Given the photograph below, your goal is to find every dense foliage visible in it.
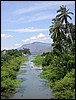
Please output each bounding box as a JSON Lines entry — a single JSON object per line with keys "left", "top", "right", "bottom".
{"left": 40, "top": 5, "right": 75, "bottom": 99}
{"left": 1, "top": 49, "right": 29, "bottom": 99}
{"left": 1, "top": 48, "right": 30, "bottom": 66}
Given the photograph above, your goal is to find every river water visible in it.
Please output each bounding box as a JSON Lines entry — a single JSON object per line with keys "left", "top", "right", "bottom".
{"left": 9, "top": 55, "right": 52, "bottom": 99}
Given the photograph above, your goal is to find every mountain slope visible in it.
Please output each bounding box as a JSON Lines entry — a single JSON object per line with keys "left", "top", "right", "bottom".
{"left": 18, "top": 42, "right": 52, "bottom": 54}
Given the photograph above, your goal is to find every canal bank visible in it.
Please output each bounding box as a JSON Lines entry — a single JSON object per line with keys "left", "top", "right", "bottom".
{"left": 9, "top": 55, "right": 52, "bottom": 99}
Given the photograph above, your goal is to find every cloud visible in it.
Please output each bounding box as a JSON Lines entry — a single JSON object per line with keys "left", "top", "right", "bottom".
{"left": 15, "top": 44, "right": 23, "bottom": 48}
{"left": 1, "top": 48, "right": 8, "bottom": 50}
{"left": 25, "top": 14, "right": 56, "bottom": 23}
{"left": 11, "top": 13, "right": 56, "bottom": 24}
{"left": 11, "top": 13, "right": 56, "bottom": 23}
{"left": 1, "top": 34, "right": 13, "bottom": 38}
{"left": 5, "top": 28, "right": 48, "bottom": 33}
{"left": 1, "top": 43, "right": 23, "bottom": 50}
{"left": 13, "top": 1, "right": 74, "bottom": 15}
{"left": 11, "top": 1, "right": 75, "bottom": 24}
{"left": 22, "top": 33, "right": 49, "bottom": 43}
{"left": 15, "top": 43, "right": 22, "bottom": 46}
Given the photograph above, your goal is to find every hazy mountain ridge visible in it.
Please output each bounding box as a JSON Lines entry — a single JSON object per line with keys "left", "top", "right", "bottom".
{"left": 18, "top": 42, "right": 52, "bottom": 53}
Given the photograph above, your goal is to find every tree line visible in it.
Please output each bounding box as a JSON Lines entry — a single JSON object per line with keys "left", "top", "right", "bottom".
{"left": 1, "top": 48, "right": 30, "bottom": 99}
{"left": 40, "top": 5, "right": 75, "bottom": 99}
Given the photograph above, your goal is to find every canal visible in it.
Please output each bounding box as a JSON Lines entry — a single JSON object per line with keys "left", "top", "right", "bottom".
{"left": 9, "top": 55, "right": 52, "bottom": 99}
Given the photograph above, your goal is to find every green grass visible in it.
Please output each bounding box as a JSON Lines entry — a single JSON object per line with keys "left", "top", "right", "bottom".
{"left": 17, "top": 70, "right": 26, "bottom": 74}
{"left": 32, "top": 55, "right": 44, "bottom": 66}
{"left": 1, "top": 55, "right": 28, "bottom": 99}
{"left": 40, "top": 70, "right": 49, "bottom": 79}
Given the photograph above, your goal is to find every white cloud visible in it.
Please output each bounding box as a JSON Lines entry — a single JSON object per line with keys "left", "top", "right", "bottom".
{"left": 25, "top": 14, "right": 55, "bottom": 23}
{"left": 11, "top": 1, "right": 75, "bottom": 23}
{"left": 1, "top": 48, "right": 8, "bottom": 50}
{"left": 15, "top": 44, "right": 23, "bottom": 48}
{"left": 11, "top": 13, "right": 56, "bottom": 24}
{"left": 13, "top": 1, "right": 74, "bottom": 15}
{"left": 1, "top": 43, "right": 23, "bottom": 50}
{"left": 22, "top": 33, "right": 49, "bottom": 43}
{"left": 15, "top": 43, "right": 22, "bottom": 46}
{"left": 5, "top": 28, "right": 48, "bottom": 33}
{"left": 38, "top": 33, "right": 45, "bottom": 38}
{"left": 1, "top": 34, "right": 13, "bottom": 38}
{"left": 30, "top": 36, "right": 36, "bottom": 40}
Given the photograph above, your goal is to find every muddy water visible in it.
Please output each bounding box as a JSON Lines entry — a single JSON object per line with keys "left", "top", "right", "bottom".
{"left": 9, "top": 55, "right": 52, "bottom": 99}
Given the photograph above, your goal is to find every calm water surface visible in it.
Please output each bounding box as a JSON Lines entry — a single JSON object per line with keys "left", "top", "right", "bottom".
{"left": 9, "top": 55, "right": 52, "bottom": 99}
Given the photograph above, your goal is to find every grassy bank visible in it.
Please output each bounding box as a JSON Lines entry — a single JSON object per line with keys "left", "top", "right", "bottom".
{"left": 32, "top": 53, "right": 75, "bottom": 99}
{"left": 32, "top": 55, "right": 44, "bottom": 66}
{"left": 1, "top": 55, "right": 28, "bottom": 99}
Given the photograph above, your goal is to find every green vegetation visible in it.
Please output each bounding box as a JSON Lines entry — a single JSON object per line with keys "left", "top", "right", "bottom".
{"left": 1, "top": 5, "right": 75, "bottom": 99}
{"left": 1, "top": 48, "right": 30, "bottom": 66}
{"left": 17, "top": 70, "right": 26, "bottom": 74}
{"left": 22, "top": 48, "right": 31, "bottom": 55}
{"left": 1, "top": 49, "right": 29, "bottom": 99}
{"left": 32, "top": 55, "right": 44, "bottom": 66}
{"left": 33, "top": 5, "right": 75, "bottom": 99}
{"left": 53, "top": 69, "right": 75, "bottom": 99}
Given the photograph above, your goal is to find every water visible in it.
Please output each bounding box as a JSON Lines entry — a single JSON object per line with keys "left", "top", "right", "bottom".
{"left": 31, "top": 52, "right": 43, "bottom": 55}
{"left": 9, "top": 55, "right": 52, "bottom": 99}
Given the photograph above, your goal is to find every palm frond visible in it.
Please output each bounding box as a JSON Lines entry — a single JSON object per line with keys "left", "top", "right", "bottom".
{"left": 67, "top": 15, "right": 72, "bottom": 20}
{"left": 67, "top": 12, "right": 74, "bottom": 15}
{"left": 61, "top": 18, "right": 65, "bottom": 24}
{"left": 66, "top": 9, "right": 69, "bottom": 12}
{"left": 52, "top": 18, "right": 56, "bottom": 21}
{"left": 57, "top": 9, "right": 61, "bottom": 13}
{"left": 59, "top": 16, "right": 64, "bottom": 20}
{"left": 56, "top": 13, "right": 62, "bottom": 17}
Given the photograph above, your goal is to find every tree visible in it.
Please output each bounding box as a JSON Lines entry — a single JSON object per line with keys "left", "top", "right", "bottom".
{"left": 41, "top": 5, "right": 75, "bottom": 99}
{"left": 49, "top": 17, "right": 66, "bottom": 52}
{"left": 49, "top": 17, "right": 61, "bottom": 41}
{"left": 56, "top": 5, "right": 73, "bottom": 33}
{"left": 49, "top": 5, "right": 74, "bottom": 52}
{"left": 22, "top": 48, "right": 31, "bottom": 54}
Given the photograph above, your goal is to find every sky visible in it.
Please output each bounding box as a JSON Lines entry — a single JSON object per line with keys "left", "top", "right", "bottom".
{"left": 1, "top": 1, "right": 75, "bottom": 50}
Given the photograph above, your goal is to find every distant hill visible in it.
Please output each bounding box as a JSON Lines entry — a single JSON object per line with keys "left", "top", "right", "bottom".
{"left": 18, "top": 42, "right": 53, "bottom": 54}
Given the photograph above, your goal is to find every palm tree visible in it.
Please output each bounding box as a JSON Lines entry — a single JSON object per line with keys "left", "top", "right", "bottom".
{"left": 56, "top": 5, "right": 73, "bottom": 32}
{"left": 49, "top": 17, "right": 61, "bottom": 41}
{"left": 68, "top": 23, "right": 75, "bottom": 42}
{"left": 49, "top": 17, "right": 65, "bottom": 52}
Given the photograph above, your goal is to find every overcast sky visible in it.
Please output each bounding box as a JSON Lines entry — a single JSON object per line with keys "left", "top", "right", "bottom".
{"left": 1, "top": 1, "right": 75, "bottom": 50}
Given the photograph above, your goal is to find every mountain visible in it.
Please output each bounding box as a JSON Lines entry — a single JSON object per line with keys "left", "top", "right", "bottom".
{"left": 18, "top": 42, "right": 53, "bottom": 54}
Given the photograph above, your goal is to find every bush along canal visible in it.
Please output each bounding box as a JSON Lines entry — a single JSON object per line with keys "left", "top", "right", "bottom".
{"left": 9, "top": 55, "right": 53, "bottom": 99}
